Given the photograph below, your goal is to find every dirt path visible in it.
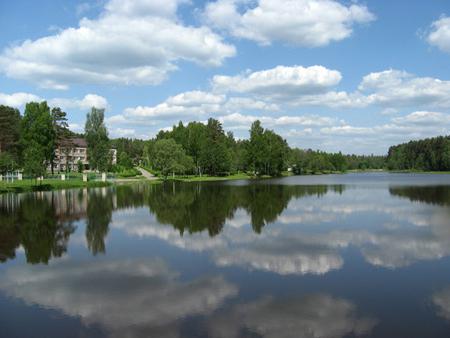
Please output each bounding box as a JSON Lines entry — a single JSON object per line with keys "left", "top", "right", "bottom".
{"left": 137, "top": 167, "right": 158, "bottom": 180}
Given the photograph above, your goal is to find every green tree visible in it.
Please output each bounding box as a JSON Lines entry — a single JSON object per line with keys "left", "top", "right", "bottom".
{"left": 0, "top": 152, "right": 17, "bottom": 175}
{"left": 110, "top": 137, "right": 146, "bottom": 165}
{"left": 330, "top": 152, "right": 347, "bottom": 172}
{"left": 77, "top": 160, "right": 84, "bottom": 173}
{"left": 289, "top": 148, "right": 306, "bottom": 174}
{"left": 263, "top": 130, "right": 288, "bottom": 176}
{"left": 51, "top": 107, "right": 71, "bottom": 174}
{"left": 23, "top": 143, "right": 46, "bottom": 181}
{"left": 21, "top": 101, "right": 55, "bottom": 172}
{"left": 248, "top": 120, "right": 266, "bottom": 175}
{"left": 199, "top": 118, "right": 232, "bottom": 175}
{"left": 0, "top": 105, "right": 21, "bottom": 162}
{"left": 387, "top": 136, "right": 450, "bottom": 171}
{"left": 118, "top": 151, "right": 133, "bottom": 169}
{"left": 85, "top": 108, "right": 110, "bottom": 172}
{"left": 234, "top": 140, "right": 249, "bottom": 173}
{"left": 143, "top": 139, "right": 156, "bottom": 168}
{"left": 186, "top": 122, "right": 207, "bottom": 175}
{"left": 153, "top": 139, "right": 193, "bottom": 179}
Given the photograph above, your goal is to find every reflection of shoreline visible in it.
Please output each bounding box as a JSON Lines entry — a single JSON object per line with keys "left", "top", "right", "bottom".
{"left": 113, "top": 184, "right": 450, "bottom": 275}
{"left": 390, "top": 185, "right": 450, "bottom": 206}
{"left": 0, "top": 187, "right": 118, "bottom": 222}
{"left": 0, "top": 188, "right": 117, "bottom": 263}
{"left": 0, "top": 183, "right": 345, "bottom": 265}
{"left": 3, "top": 183, "right": 450, "bottom": 273}
{"left": 144, "top": 183, "right": 345, "bottom": 235}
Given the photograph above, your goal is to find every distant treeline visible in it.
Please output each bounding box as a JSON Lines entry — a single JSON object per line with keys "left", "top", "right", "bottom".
{"left": 289, "top": 149, "right": 384, "bottom": 174}
{"left": 0, "top": 101, "right": 387, "bottom": 177}
{"left": 56, "top": 119, "right": 386, "bottom": 177}
{"left": 5, "top": 101, "right": 450, "bottom": 177}
{"left": 387, "top": 136, "right": 450, "bottom": 171}
{"left": 141, "top": 119, "right": 384, "bottom": 177}
{"left": 108, "top": 127, "right": 450, "bottom": 175}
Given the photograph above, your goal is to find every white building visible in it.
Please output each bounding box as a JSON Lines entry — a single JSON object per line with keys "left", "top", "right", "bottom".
{"left": 52, "top": 138, "right": 117, "bottom": 172}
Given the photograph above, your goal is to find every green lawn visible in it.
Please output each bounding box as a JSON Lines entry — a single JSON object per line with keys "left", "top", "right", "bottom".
{"left": 164, "top": 173, "right": 253, "bottom": 182}
{"left": 0, "top": 179, "right": 110, "bottom": 194}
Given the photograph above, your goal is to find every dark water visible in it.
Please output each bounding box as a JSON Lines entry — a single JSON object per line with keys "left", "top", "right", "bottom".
{"left": 1, "top": 173, "right": 450, "bottom": 337}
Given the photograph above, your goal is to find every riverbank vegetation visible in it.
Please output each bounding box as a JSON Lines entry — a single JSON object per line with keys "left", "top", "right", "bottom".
{"left": 3, "top": 101, "right": 450, "bottom": 186}
{"left": 142, "top": 119, "right": 384, "bottom": 179}
{"left": 0, "top": 103, "right": 140, "bottom": 181}
{"left": 0, "top": 179, "right": 110, "bottom": 194}
{"left": 387, "top": 136, "right": 450, "bottom": 171}
{"left": 0, "top": 101, "right": 390, "bottom": 182}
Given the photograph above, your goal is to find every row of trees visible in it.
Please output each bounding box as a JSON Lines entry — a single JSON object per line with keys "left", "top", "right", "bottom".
{"left": 387, "top": 136, "right": 450, "bottom": 171}
{"left": 0, "top": 102, "right": 111, "bottom": 178}
{"left": 144, "top": 119, "right": 290, "bottom": 178}
{"left": 142, "top": 118, "right": 385, "bottom": 178}
{"left": 1, "top": 101, "right": 399, "bottom": 179}
{"left": 0, "top": 102, "right": 65, "bottom": 178}
{"left": 288, "top": 150, "right": 385, "bottom": 174}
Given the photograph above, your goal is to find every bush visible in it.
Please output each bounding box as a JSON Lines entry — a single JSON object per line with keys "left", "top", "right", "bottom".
{"left": 116, "top": 168, "right": 140, "bottom": 178}
{"left": 77, "top": 160, "right": 84, "bottom": 173}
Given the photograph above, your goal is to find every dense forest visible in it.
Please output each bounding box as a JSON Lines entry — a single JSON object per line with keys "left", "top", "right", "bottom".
{"left": 387, "top": 136, "right": 450, "bottom": 171}
{"left": 3, "top": 101, "right": 450, "bottom": 178}
{"left": 140, "top": 119, "right": 385, "bottom": 177}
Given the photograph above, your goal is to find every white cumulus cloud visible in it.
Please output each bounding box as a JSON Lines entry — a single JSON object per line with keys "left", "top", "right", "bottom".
{"left": 0, "top": 0, "right": 236, "bottom": 89}
{"left": 212, "top": 65, "right": 342, "bottom": 97}
{"left": 0, "top": 92, "right": 41, "bottom": 108}
{"left": 427, "top": 16, "right": 450, "bottom": 54}
{"left": 358, "top": 69, "right": 450, "bottom": 108}
{"left": 204, "top": 0, "right": 375, "bottom": 47}
{"left": 0, "top": 92, "right": 108, "bottom": 112}
{"left": 49, "top": 94, "right": 108, "bottom": 110}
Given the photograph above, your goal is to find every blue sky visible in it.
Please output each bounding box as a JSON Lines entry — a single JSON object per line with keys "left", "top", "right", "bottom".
{"left": 1, "top": 0, "right": 450, "bottom": 154}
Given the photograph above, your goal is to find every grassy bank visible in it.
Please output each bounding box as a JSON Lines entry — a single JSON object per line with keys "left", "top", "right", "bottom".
{"left": 349, "top": 169, "right": 450, "bottom": 175}
{"left": 164, "top": 173, "right": 253, "bottom": 182}
{"left": 387, "top": 169, "right": 450, "bottom": 175}
{"left": 0, "top": 179, "right": 111, "bottom": 194}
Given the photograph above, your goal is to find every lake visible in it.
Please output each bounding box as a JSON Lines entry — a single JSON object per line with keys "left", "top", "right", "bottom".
{"left": 1, "top": 173, "right": 450, "bottom": 337}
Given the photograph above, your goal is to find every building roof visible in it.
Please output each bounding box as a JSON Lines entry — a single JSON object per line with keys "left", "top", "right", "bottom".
{"left": 71, "top": 137, "right": 87, "bottom": 148}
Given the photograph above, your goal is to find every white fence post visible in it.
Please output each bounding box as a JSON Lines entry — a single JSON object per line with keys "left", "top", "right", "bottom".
{"left": 18, "top": 173, "right": 22, "bottom": 181}
{"left": 102, "top": 172, "right": 106, "bottom": 182}
{"left": 61, "top": 174, "right": 66, "bottom": 181}
{"left": 83, "top": 173, "right": 88, "bottom": 182}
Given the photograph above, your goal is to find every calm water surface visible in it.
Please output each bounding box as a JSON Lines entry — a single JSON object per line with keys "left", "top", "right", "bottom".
{"left": 1, "top": 173, "right": 450, "bottom": 337}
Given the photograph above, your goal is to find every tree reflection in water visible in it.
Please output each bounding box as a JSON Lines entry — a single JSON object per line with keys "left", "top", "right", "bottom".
{"left": 144, "top": 182, "right": 337, "bottom": 236}
{"left": 86, "top": 188, "right": 114, "bottom": 255}
{"left": 0, "top": 192, "right": 76, "bottom": 264}
{"left": 389, "top": 185, "right": 450, "bottom": 206}
{"left": 4, "top": 183, "right": 450, "bottom": 266}
{"left": 0, "top": 183, "right": 343, "bottom": 264}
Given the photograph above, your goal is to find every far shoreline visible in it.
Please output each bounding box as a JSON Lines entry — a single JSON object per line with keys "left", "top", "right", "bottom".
{"left": 2, "top": 169, "right": 450, "bottom": 195}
